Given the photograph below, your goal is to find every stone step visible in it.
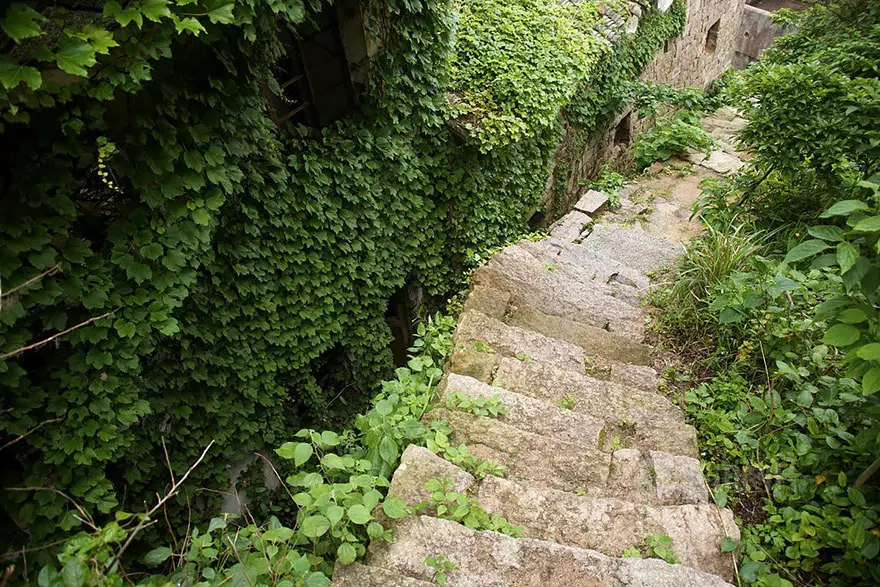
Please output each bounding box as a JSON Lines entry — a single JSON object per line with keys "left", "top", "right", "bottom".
{"left": 453, "top": 310, "right": 587, "bottom": 375}
{"left": 494, "top": 357, "right": 683, "bottom": 424}
{"left": 472, "top": 245, "right": 645, "bottom": 338}
{"left": 441, "top": 373, "right": 605, "bottom": 448}
{"left": 580, "top": 223, "right": 685, "bottom": 274}
{"left": 505, "top": 305, "right": 653, "bottom": 366}
{"left": 475, "top": 475, "right": 739, "bottom": 581}
{"left": 425, "top": 408, "right": 611, "bottom": 493}
{"left": 547, "top": 210, "right": 592, "bottom": 242}
{"left": 332, "top": 562, "right": 435, "bottom": 586}
{"left": 444, "top": 372, "right": 697, "bottom": 458}
{"left": 366, "top": 515, "right": 735, "bottom": 587}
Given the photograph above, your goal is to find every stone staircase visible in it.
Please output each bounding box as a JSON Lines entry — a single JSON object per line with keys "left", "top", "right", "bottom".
{"left": 334, "top": 110, "right": 745, "bottom": 586}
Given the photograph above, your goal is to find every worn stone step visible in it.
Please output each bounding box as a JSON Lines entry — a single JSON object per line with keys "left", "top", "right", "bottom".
{"left": 505, "top": 305, "right": 653, "bottom": 366}
{"left": 472, "top": 245, "right": 645, "bottom": 338}
{"left": 494, "top": 357, "right": 683, "bottom": 424}
{"left": 332, "top": 562, "right": 435, "bottom": 586}
{"left": 580, "top": 223, "right": 685, "bottom": 274}
{"left": 441, "top": 373, "right": 606, "bottom": 447}
{"left": 547, "top": 210, "right": 592, "bottom": 242}
{"left": 366, "top": 515, "right": 735, "bottom": 587}
{"left": 453, "top": 310, "right": 587, "bottom": 375}
{"left": 425, "top": 408, "right": 611, "bottom": 493}
{"left": 444, "top": 372, "right": 697, "bottom": 458}
{"left": 475, "top": 475, "right": 739, "bottom": 581}
{"left": 520, "top": 237, "right": 651, "bottom": 291}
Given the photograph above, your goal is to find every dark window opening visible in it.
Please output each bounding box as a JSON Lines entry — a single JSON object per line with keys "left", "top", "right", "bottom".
{"left": 267, "top": 4, "right": 356, "bottom": 128}
{"left": 614, "top": 113, "right": 632, "bottom": 145}
{"left": 705, "top": 19, "right": 720, "bottom": 53}
{"left": 386, "top": 286, "right": 416, "bottom": 367}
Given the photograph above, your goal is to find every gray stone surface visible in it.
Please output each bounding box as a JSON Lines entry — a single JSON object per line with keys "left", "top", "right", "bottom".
{"left": 685, "top": 149, "right": 743, "bottom": 175}
{"left": 461, "top": 284, "right": 509, "bottom": 320}
{"left": 448, "top": 346, "right": 498, "bottom": 383}
{"left": 331, "top": 562, "right": 435, "bottom": 587}
{"left": 455, "top": 311, "right": 587, "bottom": 374}
{"left": 649, "top": 450, "right": 708, "bottom": 505}
{"left": 389, "top": 445, "right": 475, "bottom": 507}
{"left": 610, "top": 362, "right": 659, "bottom": 392}
{"left": 495, "top": 357, "right": 684, "bottom": 424}
{"left": 505, "top": 305, "right": 653, "bottom": 366}
{"left": 442, "top": 373, "right": 605, "bottom": 447}
{"left": 367, "top": 515, "right": 735, "bottom": 587}
{"left": 475, "top": 476, "right": 738, "bottom": 580}
{"left": 548, "top": 210, "right": 592, "bottom": 242}
{"left": 425, "top": 408, "right": 611, "bottom": 493}
{"left": 581, "top": 223, "right": 685, "bottom": 274}
{"left": 574, "top": 189, "right": 610, "bottom": 215}
{"left": 602, "top": 419, "right": 699, "bottom": 458}
{"left": 521, "top": 238, "right": 651, "bottom": 291}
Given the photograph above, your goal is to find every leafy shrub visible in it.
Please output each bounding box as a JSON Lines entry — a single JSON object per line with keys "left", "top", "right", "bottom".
{"left": 632, "top": 115, "right": 715, "bottom": 170}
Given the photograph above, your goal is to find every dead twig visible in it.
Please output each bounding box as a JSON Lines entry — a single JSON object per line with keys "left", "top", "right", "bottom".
{"left": 1, "top": 264, "right": 62, "bottom": 299}
{"left": 0, "top": 308, "right": 119, "bottom": 361}
{"left": 0, "top": 418, "right": 63, "bottom": 452}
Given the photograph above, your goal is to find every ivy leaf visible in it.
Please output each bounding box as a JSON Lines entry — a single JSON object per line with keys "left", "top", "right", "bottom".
{"left": 822, "top": 324, "right": 860, "bottom": 347}
{"left": 141, "top": 0, "right": 171, "bottom": 22}
{"left": 299, "top": 515, "right": 330, "bottom": 538}
{"left": 82, "top": 25, "right": 119, "bottom": 55}
{"left": 856, "top": 343, "right": 880, "bottom": 361}
{"left": 143, "top": 546, "right": 172, "bottom": 566}
{"left": 192, "top": 208, "right": 211, "bottom": 226}
{"left": 0, "top": 56, "right": 41, "bottom": 90}
{"left": 784, "top": 240, "right": 829, "bottom": 263}
{"left": 175, "top": 17, "right": 206, "bottom": 36}
{"left": 821, "top": 200, "right": 869, "bottom": 217}
{"left": 140, "top": 243, "right": 163, "bottom": 260}
{"left": 114, "top": 320, "right": 136, "bottom": 338}
{"left": 1, "top": 4, "right": 45, "bottom": 43}
{"left": 83, "top": 289, "right": 109, "bottom": 310}
{"left": 346, "top": 504, "right": 371, "bottom": 525}
{"left": 204, "top": 0, "right": 236, "bottom": 24}
{"left": 55, "top": 38, "right": 97, "bottom": 77}
{"left": 836, "top": 242, "right": 860, "bottom": 274}
{"left": 852, "top": 216, "right": 880, "bottom": 233}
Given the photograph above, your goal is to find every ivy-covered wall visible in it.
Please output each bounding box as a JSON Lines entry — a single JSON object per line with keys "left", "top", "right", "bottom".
{"left": 0, "top": 0, "right": 689, "bottom": 547}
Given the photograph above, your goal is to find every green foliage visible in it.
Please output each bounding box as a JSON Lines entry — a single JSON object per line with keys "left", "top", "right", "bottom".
{"left": 632, "top": 115, "right": 715, "bottom": 170}
{"left": 622, "top": 535, "right": 680, "bottom": 564}
{"left": 655, "top": 4, "right": 880, "bottom": 584}
{"left": 446, "top": 392, "right": 507, "bottom": 417}
{"left": 425, "top": 554, "right": 457, "bottom": 585}
{"left": 586, "top": 164, "right": 626, "bottom": 208}
{"left": 554, "top": 395, "right": 577, "bottom": 410}
{"left": 416, "top": 478, "right": 521, "bottom": 536}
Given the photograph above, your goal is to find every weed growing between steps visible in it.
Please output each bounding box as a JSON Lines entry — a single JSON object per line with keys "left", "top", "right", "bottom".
{"left": 651, "top": 3, "right": 880, "bottom": 585}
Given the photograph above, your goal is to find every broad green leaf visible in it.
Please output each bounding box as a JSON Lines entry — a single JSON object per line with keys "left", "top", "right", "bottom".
{"left": 141, "top": 0, "right": 171, "bottom": 22}
{"left": 299, "top": 515, "right": 330, "bottom": 538}
{"left": 784, "top": 240, "right": 829, "bottom": 263}
{"left": 0, "top": 56, "right": 41, "bottom": 90}
{"left": 82, "top": 25, "right": 118, "bottom": 54}
{"left": 382, "top": 496, "right": 408, "bottom": 519}
{"left": 863, "top": 367, "right": 880, "bottom": 395}
{"left": 721, "top": 537, "right": 739, "bottom": 553}
{"left": 837, "top": 308, "right": 868, "bottom": 324}
{"left": 143, "top": 546, "right": 172, "bottom": 566}
{"left": 856, "top": 343, "right": 880, "bottom": 361}
{"left": 378, "top": 435, "right": 398, "bottom": 464}
{"left": 175, "top": 17, "right": 206, "bottom": 36}
{"left": 325, "top": 505, "right": 344, "bottom": 525}
{"left": 262, "top": 527, "right": 293, "bottom": 542}
{"left": 205, "top": 0, "right": 236, "bottom": 24}
{"left": 321, "top": 453, "right": 346, "bottom": 469}
{"left": 337, "top": 542, "right": 357, "bottom": 565}
{"left": 61, "top": 558, "right": 87, "bottom": 586}
{"left": 853, "top": 216, "right": 880, "bottom": 233}
{"left": 140, "top": 243, "right": 163, "bottom": 260}
{"left": 304, "top": 573, "right": 331, "bottom": 587}
{"left": 807, "top": 225, "right": 845, "bottom": 242}
{"left": 55, "top": 38, "right": 97, "bottom": 77}
{"left": 821, "top": 200, "right": 869, "bottom": 217}
{"left": 192, "top": 208, "right": 211, "bottom": 225}
{"left": 2, "top": 4, "right": 44, "bottom": 43}
{"left": 347, "top": 504, "right": 371, "bottom": 524}
{"left": 822, "top": 323, "right": 860, "bottom": 347}
{"left": 207, "top": 517, "right": 227, "bottom": 533}
{"left": 320, "top": 430, "right": 340, "bottom": 446}
{"left": 848, "top": 487, "right": 867, "bottom": 507}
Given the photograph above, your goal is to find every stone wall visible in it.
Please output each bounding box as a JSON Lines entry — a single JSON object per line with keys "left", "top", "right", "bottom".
{"left": 733, "top": 1, "right": 804, "bottom": 69}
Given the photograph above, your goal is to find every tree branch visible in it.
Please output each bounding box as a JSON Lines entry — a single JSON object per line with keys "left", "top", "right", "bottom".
{"left": 0, "top": 308, "right": 118, "bottom": 361}
{"left": 1, "top": 264, "right": 62, "bottom": 299}
{"left": 0, "top": 418, "right": 64, "bottom": 452}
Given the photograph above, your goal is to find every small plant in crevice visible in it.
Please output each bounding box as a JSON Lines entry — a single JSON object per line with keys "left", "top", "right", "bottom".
{"left": 555, "top": 394, "right": 578, "bottom": 410}
{"left": 586, "top": 164, "right": 627, "bottom": 208}
{"left": 416, "top": 479, "right": 521, "bottom": 537}
{"left": 425, "top": 554, "right": 458, "bottom": 585}
{"left": 446, "top": 392, "right": 507, "bottom": 417}
{"left": 632, "top": 115, "right": 716, "bottom": 171}
{"left": 623, "top": 535, "right": 680, "bottom": 564}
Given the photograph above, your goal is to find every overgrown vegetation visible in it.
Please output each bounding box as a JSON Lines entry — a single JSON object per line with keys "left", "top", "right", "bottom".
{"left": 653, "top": 2, "right": 880, "bottom": 585}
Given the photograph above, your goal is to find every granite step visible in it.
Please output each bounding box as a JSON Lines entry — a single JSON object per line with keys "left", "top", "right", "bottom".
{"left": 579, "top": 223, "right": 685, "bottom": 274}
{"left": 332, "top": 562, "right": 435, "bottom": 586}
{"left": 520, "top": 237, "right": 651, "bottom": 291}
{"left": 365, "top": 515, "right": 735, "bottom": 587}
{"left": 472, "top": 245, "right": 645, "bottom": 338}
{"left": 494, "top": 357, "right": 683, "bottom": 424}
{"left": 424, "top": 408, "right": 611, "bottom": 493}
{"left": 475, "top": 475, "right": 739, "bottom": 581}
{"left": 453, "top": 310, "right": 588, "bottom": 375}
{"left": 444, "top": 373, "right": 698, "bottom": 458}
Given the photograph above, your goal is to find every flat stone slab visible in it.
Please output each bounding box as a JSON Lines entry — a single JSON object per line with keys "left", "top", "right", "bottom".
{"left": 580, "top": 223, "right": 685, "bottom": 274}
{"left": 548, "top": 210, "right": 592, "bottom": 242}
{"left": 331, "top": 562, "right": 435, "bottom": 587}
{"left": 461, "top": 284, "right": 509, "bottom": 320}
{"left": 389, "top": 445, "right": 475, "bottom": 507}
{"left": 455, "top": 310, "right": 587, "bottom": 375}
{"left": 574, "top": 189, "right": 610, "bottom": 215}
{"left": 685, "top": 150, "right": 743, "bottom": 175}
{"left": 494, "top": 357, "right": 684, "bottom": 425}
{"left": 602, "top": 418, "right": 700, "bottom": 459}
{"left": 425, "top": 408, "right": 611, "bottom": 493}
{"left": 505, "top": 305, "right": 653, "bottom": 366}
{"left": 610, "top": 362, "right": 659, "bottom": 392}
{"left": 649, "top": 450, "right": 708, "bottom": 505}
{"left": 442, "top": 373, "right": 605, "bottom": 447}
{"left": 475, "top": 475, "right": 739, "bottom": 581}
{"left": 520, "top": 238, "right": 651, "bottom": 291}
{"left": 367, "top": 515, "right": 736, "bottom": 587}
